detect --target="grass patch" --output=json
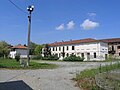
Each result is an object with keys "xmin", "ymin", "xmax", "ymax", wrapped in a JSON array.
[
  {"xmin": 75, "ymin": 61, "xmax": 120, "ymax": 90},
  {"xmin": 0, "ymin": 59, "xmax": 58, "ymax": 69},
  {"xmin": 103, "ymin": 59, "xmax": 120, "ymax": 62}
]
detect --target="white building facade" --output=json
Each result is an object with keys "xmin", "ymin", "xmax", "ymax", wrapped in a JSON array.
[
  {"xmin": 9, "ymin": 45, "xmax": 27, "ymax": 59},
  {"xmin": 48, "ymin": 39, "xmax": 108, "ymax": 61}
]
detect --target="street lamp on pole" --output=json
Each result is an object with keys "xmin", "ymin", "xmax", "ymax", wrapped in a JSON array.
[{"xmin": 27, "ymin": 5, "xmax": 34, "ymax": 66}]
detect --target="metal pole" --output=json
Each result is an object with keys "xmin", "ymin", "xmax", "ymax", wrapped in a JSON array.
[{"xmin": 27, "ymin": 12, "xmax": 31, "ymax": 66}]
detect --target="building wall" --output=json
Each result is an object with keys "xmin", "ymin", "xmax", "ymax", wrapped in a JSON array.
[
  {"xmin": 15, "ymin": 49, "xmax": 27, "ymax": 56},
  {"xmin": 50, "ymin": 42, "xmax": 108, "ymax": 61},
  {"xmin": 108, "ymin": 43, "xmax": 120, "ymax": 58},
  {"xmin": 9, "ymin": 49, "xmax": 27, "ymax": 58},
  {"xmin": 114, "ymin": 44, "xmax": 120, "ymax": 57}
]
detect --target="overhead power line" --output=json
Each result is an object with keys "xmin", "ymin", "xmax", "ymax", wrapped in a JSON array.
[{"xmin": 8, "ymin": 0, "xmax": 28, "ymax": 15}]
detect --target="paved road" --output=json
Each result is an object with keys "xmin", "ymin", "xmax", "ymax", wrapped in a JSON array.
[{"xmin": 0, "ymin": 61, "xmax": 113, "ymax": 90}]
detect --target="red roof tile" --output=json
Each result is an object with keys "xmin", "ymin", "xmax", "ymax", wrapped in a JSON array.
[
  {"xmin": 12, "ymin": 45, "xmax": 27, "ymax": 49},
  {"xmin": 100, "ymin": 38, "xmax": 120, "ymax": 43},
  {"xmin": 49, "ymin": 38, "xmax": 103, "ymax": 46}
]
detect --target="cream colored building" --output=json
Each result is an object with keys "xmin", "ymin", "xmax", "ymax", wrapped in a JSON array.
[{"xmin": 48, "ymin": 38, "xmax": 108, "ymax": 61}]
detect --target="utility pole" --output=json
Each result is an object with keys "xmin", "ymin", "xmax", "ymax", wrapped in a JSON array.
[{"xmin": 27, "ymin": 5, "xmax": 34, "ymax": 66}]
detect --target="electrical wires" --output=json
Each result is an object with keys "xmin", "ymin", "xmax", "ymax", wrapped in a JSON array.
[{"xmin": 8, "ymin": 0, "xmax": 28, "ymax": 15}]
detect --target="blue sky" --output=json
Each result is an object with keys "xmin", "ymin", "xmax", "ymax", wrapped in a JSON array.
[{"xmin": 0, "ymin": 0, "xmax": 120, "ymax": 45}]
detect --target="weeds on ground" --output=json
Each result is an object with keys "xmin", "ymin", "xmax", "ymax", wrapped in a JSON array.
[{"xmin": 75, "ymin": 61, "xmax": 120, "ymax": 90}]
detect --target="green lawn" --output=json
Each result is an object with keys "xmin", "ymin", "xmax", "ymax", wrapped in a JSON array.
[{"xmin": 0, "ymin": 59, "xmax": 58, "ymax": 69}]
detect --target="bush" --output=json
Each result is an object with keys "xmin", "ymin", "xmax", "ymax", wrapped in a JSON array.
[
  {"xmin": 32, "ymin": 55, "xmax": 43, "ymax": 60},
  {"xmin": 63, "ymin": 55, "xmax": 84, "ymax": 61},
  {"xmin": 15, "ymin": 53, "xmax": 20, "ymax": 62},
  {"xmin": 42, "ymin": 55, "xmax": 59, "ymax": 60}
]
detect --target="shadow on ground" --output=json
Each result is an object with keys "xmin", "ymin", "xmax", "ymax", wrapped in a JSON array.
[{"xmin": 0, "ymin": 80, "xmax": 33, "ymax": 90}]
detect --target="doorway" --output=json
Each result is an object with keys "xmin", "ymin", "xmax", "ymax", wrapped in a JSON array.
[{"xmin": 87, "ymin": 53, "xmax": 90, "ymax": 60}]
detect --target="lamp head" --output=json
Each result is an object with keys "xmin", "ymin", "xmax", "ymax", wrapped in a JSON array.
[{"xmin": 27, "ymin": 5, "xmax": 34, "ymax": 12}]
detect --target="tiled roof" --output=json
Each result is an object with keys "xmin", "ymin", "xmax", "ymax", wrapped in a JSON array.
[
  {"xmin": 100, "ymin": 38, "xmax": 120, "ymax": 43},
  {"xmin": 11, "ymin": 45, "xmax": 27, "ymax": 49},
  {"xmin": 49, "ymin": 38, "xmax": 103, "ymax": 46}
]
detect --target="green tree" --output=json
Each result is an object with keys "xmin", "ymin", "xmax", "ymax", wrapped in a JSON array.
[
  {"xmin": 29, "ymin": 41, "xmax": 37, "ymax": 55},
  {"xmin": 15, "ymin": 53, "xmax": 20, "ymax": 62},
  {"xmin": 0, "ymin": 41, "xmax": 10, "ymax": 58},
  {"xmin": 34, "ymin": 45, "xmax": 43, "ymax": 55}
]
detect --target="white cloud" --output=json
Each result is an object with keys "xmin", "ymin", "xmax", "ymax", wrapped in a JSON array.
[
  {"xmin": 80, "ymin": 19, "xmax": 99, "ymax": 30},
  {"xmin": 67, "ymin": 21, "xmax": 75, "ymax": 30},
  {"xmin": 56, "ymin": 24, "xmax": 64, "ymax": 30},
  {"xmin": 88, "ymin": 12, "xmax": 96, "ymax": 17}
]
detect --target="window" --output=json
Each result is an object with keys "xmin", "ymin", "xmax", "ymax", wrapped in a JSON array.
[
  {"xmin": 72, "ymin": 46, "xmax": 75, "ymax": 50},
  {"xmin": 109, "ymin": 47, "xmax": 112, "ymax": 51},
  {"xmin": 59, "ymin": 53, "xmax": 61, "ymax": 57},
  {"xmin": 59, "ymin": 47, "xmax": 61, "ymax": 51},
  {"xmin": 53, "ymin": 47, "xmax": 54, "ymax": 51},
  {"xmin": 56, "ymin": 47, "xmax": 57, "ymax": 51},
  {"xmin": 117, "ymin": 46, "xmax": 120, "ymax": 49},
  {"xmin": 67, "ymin": 46, "xmax": 69, "ymax": 50},
  {"xmin": 112, "ymin": 46, "xmax": 114, "ymax": 51},
  {"xmin": 94, "ymin": 52, "xmax": 96, "ymax": 58},
  {"xmin": 63, "ymin": 46, "xmax": 65, "ymax": 52},
  {"xmin": 81, "ymin": 53, "xmax": 84, "ymax": 58},
  {"xmin": 55, "ymin": 53, "xmax": 58, "ymax": 57},
  {"xmin": 87, "ymin": 53, "xmax": 90, "ymax": 60},
  {"xmin": 72, "ymin": 53, "xmax": 74, "ymax": 55}
]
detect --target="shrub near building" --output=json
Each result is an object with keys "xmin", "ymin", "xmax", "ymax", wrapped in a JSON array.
[
  {"xmin": 42, "ymin": 55, "xmax": 59, "ymax": 60},
  {"xmin": 15, "ymin": 53, "xmax": 20, "ymax": 62},
  {"xmin": 32, "ymin": 55, "xmax": 43, "ymax": 60},
  {"xmin": 32, "ymin": 54, "xmax": 59, "ymax": 60},
  {"xmin": 63, "ymin": 55, "xmax": 84, "ymax": 61}
]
